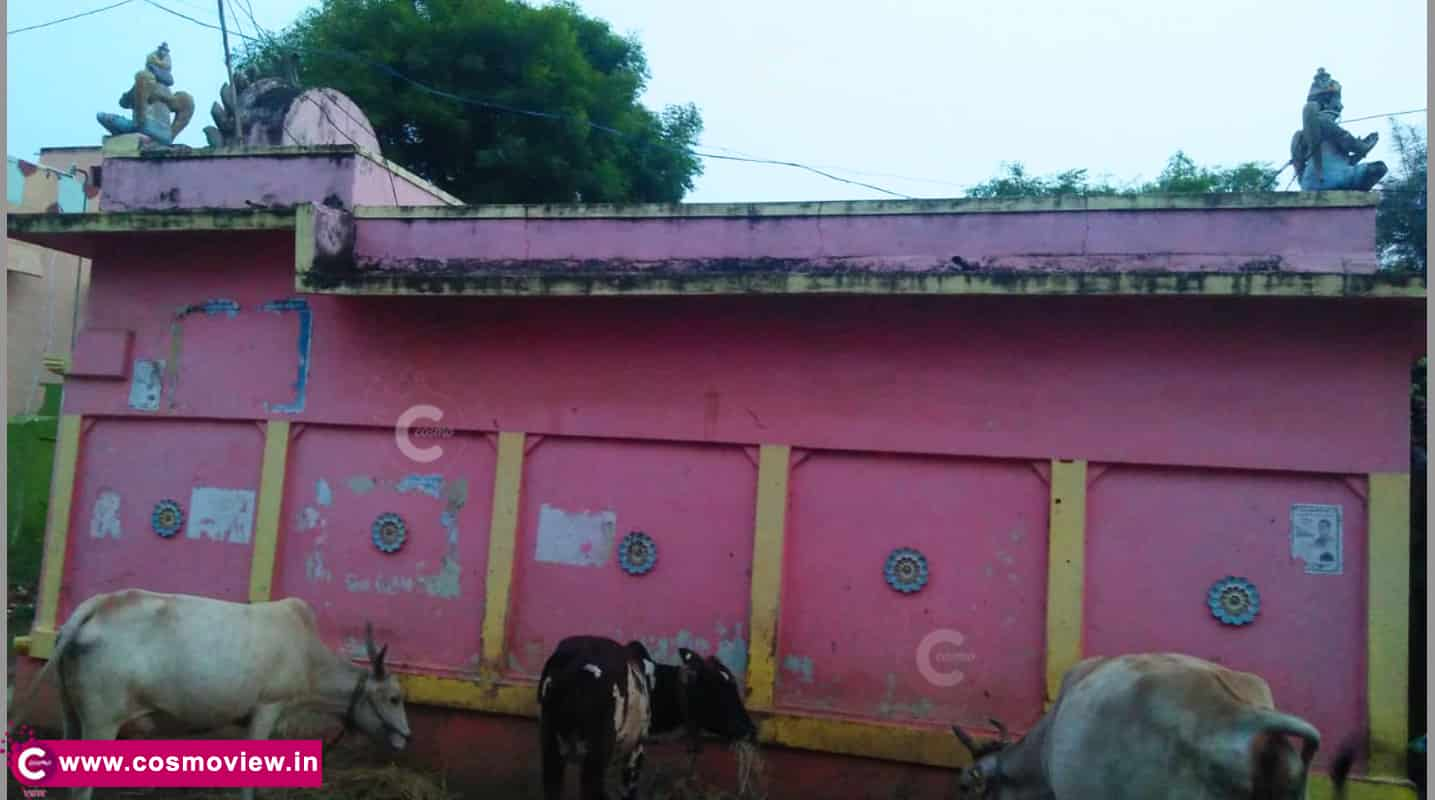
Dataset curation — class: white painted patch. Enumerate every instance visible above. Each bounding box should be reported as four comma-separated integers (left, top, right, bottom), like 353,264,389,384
534,504,617,567
1291,503,1343,575
89,490,122,539
185,487,256,544
583,664,603,678
127,359,164,411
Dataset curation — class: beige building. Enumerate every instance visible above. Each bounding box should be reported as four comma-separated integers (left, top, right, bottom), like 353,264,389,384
7,146,102,416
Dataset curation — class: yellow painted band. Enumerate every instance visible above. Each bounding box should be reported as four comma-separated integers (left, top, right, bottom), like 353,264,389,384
746,444,791,711
7,210,298,236
479,432,526,681
34,415,83,639
1045,459,1087,708
248,421,292,603
1366,472,1411,778
388,671,1414,799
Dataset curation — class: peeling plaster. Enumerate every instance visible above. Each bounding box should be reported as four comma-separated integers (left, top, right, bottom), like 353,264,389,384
261,298,312,415
316,479,333,507
89,490,122,539
782,654,815,684
717,624,748,678
347,475,377,495
296,506,322,531
127,359,164,411
305,533,333,583
876,673,936,720
397,474,444,498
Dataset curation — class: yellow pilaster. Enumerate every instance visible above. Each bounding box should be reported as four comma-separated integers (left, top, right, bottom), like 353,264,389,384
1367,472,1412,778
1044,459,1087,707
29,415,84,659
746,444,791,711
479,432,526,682
248,421,292,603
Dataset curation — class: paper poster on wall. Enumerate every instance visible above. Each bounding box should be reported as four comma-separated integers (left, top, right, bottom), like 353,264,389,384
534,504,616,567
1290,503,1343,575
186,487,256,544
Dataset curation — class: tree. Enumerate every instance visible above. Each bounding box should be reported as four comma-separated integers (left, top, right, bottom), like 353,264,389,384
965,151,1278,199
242,0,703,204
1376,121,1427,272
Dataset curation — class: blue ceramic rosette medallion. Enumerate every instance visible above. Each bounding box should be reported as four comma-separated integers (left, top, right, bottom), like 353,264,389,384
884,547,929,594
618,531,658,575
372,512,408,554
151,499,184,538
1207,576,1260,626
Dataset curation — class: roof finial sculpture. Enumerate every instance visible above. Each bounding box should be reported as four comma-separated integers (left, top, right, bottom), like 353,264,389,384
97,42,196,146
203,53,304,148
1287,67,1387,191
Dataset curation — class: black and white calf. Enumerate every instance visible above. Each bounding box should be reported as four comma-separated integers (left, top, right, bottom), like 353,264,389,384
538,635,758,800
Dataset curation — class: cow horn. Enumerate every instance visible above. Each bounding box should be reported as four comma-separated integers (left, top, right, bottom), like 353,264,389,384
364,621,378,661
373,644,389,678
951,724,1004,758
989,718,1010,744
951,724,981,755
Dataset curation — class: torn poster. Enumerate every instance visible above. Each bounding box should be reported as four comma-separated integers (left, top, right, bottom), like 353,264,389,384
534,503,616,567
187,487,257,544
1290,503,1343,575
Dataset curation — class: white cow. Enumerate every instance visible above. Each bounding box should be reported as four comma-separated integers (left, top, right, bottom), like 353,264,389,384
948,652,1350,800
13,589,412,800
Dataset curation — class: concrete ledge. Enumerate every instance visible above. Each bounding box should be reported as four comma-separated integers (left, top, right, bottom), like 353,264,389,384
352,191,1379,219
297,267,1427,299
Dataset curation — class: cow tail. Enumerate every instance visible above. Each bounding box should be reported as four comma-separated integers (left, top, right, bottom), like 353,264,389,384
10,593,106,728
1242,709,1321,800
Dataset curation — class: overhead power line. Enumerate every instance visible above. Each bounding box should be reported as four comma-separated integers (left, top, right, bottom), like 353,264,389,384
8,0,135,35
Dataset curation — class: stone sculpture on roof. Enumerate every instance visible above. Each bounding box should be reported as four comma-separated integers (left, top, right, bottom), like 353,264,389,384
203,55,304,148
1287,67,1388,191
97,43,196,146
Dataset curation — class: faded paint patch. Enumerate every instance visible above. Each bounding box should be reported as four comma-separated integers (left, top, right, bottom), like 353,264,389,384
127,358,164,411
186,487,256,544
782,655,815,684
716,624,749,679
89,490,122,539
261,298,312,415
876,673,936,720
296,506,322,531
535,504,616,567
305,533,333,583
347,475,377,494
316,479,333,507
396,474,444,498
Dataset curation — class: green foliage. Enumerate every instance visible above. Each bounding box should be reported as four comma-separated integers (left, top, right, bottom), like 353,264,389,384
963,163,1122,198
1376,122,1427,272
965,151,1279,199
241,0,704,204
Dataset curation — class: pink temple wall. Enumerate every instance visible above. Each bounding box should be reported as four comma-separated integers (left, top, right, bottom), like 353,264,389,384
45,222,1421,763
349,206,1380,273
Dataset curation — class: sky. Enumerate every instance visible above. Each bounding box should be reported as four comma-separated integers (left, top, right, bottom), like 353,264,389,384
6,0,1428,203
